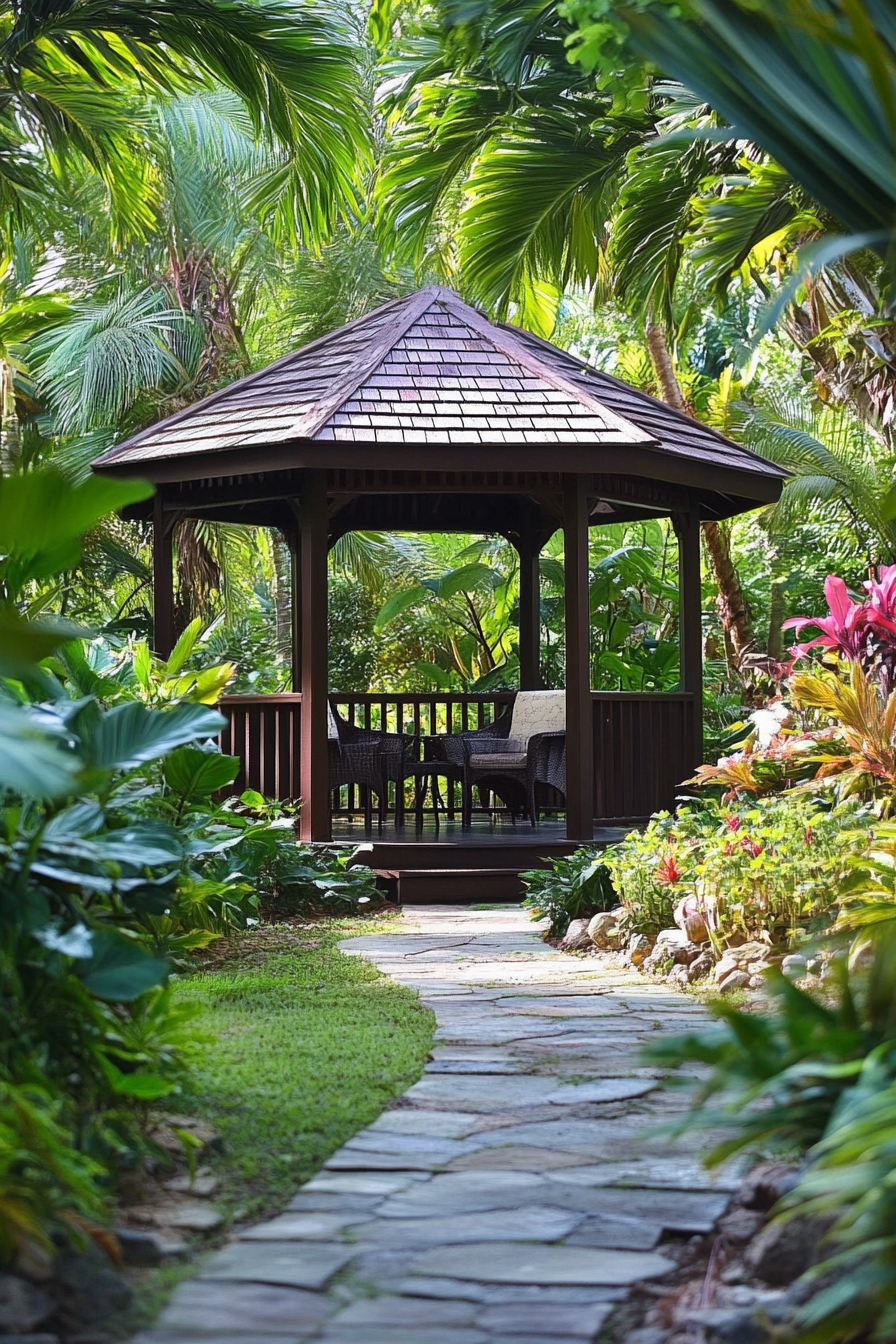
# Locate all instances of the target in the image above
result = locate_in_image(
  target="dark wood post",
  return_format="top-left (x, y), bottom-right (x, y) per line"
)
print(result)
top-left (517, 534), bottom-right (542, 690)
top-left (152, 491), bottom-right (175, 661)
top-left (298, 471), bottom-right (331, 841)
top-left (288, 535), bottom-right (301, 694)
top-left (674, 506), bottom-right (704, 767)
top-left (563, 475), bottom-right (594, 842)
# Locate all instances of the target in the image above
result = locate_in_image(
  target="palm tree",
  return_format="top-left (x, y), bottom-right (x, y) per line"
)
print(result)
top-left (0, 0), bottom-right (368, 235)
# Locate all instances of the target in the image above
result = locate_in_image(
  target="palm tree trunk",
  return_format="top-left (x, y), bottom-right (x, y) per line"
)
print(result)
top-left (645, 320), bottom-right (755, 665)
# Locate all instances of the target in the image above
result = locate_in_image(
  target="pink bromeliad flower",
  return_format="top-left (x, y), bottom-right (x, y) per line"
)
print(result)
top-left (783, 575), bottom-right (869, 661)
top-left (864, 564), bottom-right (896, 638)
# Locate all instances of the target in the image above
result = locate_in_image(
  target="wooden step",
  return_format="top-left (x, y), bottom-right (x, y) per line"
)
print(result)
top-left (396, 868), bottom-right (526, 904)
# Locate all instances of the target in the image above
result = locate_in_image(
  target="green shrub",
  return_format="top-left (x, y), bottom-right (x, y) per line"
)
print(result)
top-left (522, 848), bottom-right (617, 937)
top-left (604, 795), bottom-right (870, 949)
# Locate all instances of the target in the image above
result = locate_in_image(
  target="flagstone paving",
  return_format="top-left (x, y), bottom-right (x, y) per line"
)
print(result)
top-left (135, 905), bottom-right (736, 1344)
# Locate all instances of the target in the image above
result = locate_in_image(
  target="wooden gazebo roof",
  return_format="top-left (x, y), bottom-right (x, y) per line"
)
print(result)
top-left (94, 287), bottom-right (786, 522)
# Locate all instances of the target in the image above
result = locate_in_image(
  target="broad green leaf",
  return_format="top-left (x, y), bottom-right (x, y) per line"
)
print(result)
top-left (164, 747), bottom-right (240, 799)
top-left (80, 929), bottom-right (167, 1001)
top-left (0, 469), bottom-right (152, 563)
top-left (374, 586), bottom-right (428, 630)
top-left (164, 617), bottom-right (204, 676)
top-left (0, 704), bottom-right (79, 798)
top-left (425, 564), bottom-right (501, 599)
top-left (0, 605), bottom-right (90, 680)
top-left (88, 703), bottom-right (226, 772)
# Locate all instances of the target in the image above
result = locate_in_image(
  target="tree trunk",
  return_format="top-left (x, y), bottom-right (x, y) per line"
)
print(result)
top-left (645, 320), bottom-right (755, 666)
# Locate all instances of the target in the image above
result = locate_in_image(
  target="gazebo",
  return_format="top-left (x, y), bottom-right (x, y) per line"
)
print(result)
top-left (94, 287), bottom-right (785, 886)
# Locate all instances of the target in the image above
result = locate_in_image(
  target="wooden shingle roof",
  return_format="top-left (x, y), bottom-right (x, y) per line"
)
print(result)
top-left (93, 287), bottom-right (785, 503)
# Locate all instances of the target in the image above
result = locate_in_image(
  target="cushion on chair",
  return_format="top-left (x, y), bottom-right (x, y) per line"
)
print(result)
top-left (469, 752), bottom-right (528, 770)
top-left (327, 705), bottom-right (340, 740)
top-left (508, 690), bottom-right (566, 745)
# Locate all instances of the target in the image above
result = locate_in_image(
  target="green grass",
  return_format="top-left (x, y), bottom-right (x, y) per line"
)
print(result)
top-left (171, 917), bottom-right (434, 1220)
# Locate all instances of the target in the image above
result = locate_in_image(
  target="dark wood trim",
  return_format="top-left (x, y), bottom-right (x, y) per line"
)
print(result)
top-left (98, 441), bottom-right (783, 513)
top-left (298, 471), bottom-right (330, 841)
top-left (152, 491), bottom-right (175, 660)
top-left (563, 475), bottom-right (594, 843)
top-left (674, 508), bottom-right (704, 767)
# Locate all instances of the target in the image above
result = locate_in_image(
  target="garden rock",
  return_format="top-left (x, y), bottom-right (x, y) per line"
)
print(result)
top-left (717, 969), bottom-right (751, 993)
top-left (48, 1248), bottom-right (132, 1329)
top-left (687, 952), bottom-right (714, 983)
top-left (560, 919), bottom-right (593, 951)
top-left (739, 1162), bottom-right (801, 1212)
top-left (745, 1216), bottom-right (820, 1285)
top-left (672, 942), bottom-right (702, 966)
top-left (717, 1208), bottom-right (764, 1244)
top-left (695, 1306), bottom-right (773, 1344)
top-left (628, 934), bottom-right (654, 966)
top-left (781, 955), bottom-right (809, 981)
top-left (655, 928), bottom-right (688, 951)
top-left (0, 1275), bottom-right (53, 1333)
top-left (587, 911), bottom-right (624, 950)
top-left (669, 965), bottom-right (691, 989)
top-left (113, 1228), bottom-right (171, 1267)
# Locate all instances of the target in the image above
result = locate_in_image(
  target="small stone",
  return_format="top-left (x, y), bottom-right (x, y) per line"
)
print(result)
top-left (628, 935), bottom-right (654, 967)
top-left (587, 912), bottom-right (624, 950)
top-left (163, 1174), bottom-right (219, 1197)
top-left (717, 969), bottom-right (751, 993)
top-left (717, 1208), bottom-right (764, 1244)
top-left (0, 1275), bottom-right (53, 1333)
top-left (655, 928), bottom-right (688, 949)
top-left (687, 952), bottom-right (714, 983)
top-left (112, 1229), bottom-right (169, 1267)
top-left (781, 955), bottom-right (808, 981)
top-left (739, 1162), bottom-right (801, 1212)
top-left (669, 965), bottom-right (691, 988)
top-left (165, 1202), bottom-right (223, 1231)
top-left (560, 919), bottom-right (593, 951)
top-left (696, 1306), bottom-right (772, 1343)
top-left (672, 942), bottom-right (702, 966)
top-left (684, 912), bottom-right (709, 944)
top-left (745, 1216), bottom-right (820, 1285)
top-left (48, 1249), bottom-right (132, 1328)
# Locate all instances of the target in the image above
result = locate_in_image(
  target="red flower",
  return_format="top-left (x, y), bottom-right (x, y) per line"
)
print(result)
top-left (804, 828), bottom-right (814, 846)
top-left (656, 853), bottom-right (683, 885)
top-left (726, 816), bottom-right (741, 832)
top-left (740, 838), bottom-right (764, 858)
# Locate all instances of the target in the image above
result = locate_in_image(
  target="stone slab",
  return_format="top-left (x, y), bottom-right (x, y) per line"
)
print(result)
top-left (197, 1241), bottom-right (355, 1290)
top-left (329, 1296), bottom-right (476, 1327)
top-left (351, 1204), bottom-right (584, 1248)
top-left (158, 1281), bottom-right (334, 1334)
top-left (315, 1330), bottom-right (488, 1344)
top-left (368, 1110), bottom-right (483, 1138)
top-left (299, 1172), bottom-right (426, 1196)
top-left (407, 1075), bottom-right (560, 1109)
top-left (410, 1241), bottom-right (675, 1286)
top-left (477, 1301), bottom-right (614, 1336)
top-left (545, 1080), bottom-right (657, 1105)
top-left (446, 1146), bottom-right (587, 1172)
top-left (378, 1170), bottom-right (550, 1218)
top-left (240, 1212), bottom-right (367, 1241)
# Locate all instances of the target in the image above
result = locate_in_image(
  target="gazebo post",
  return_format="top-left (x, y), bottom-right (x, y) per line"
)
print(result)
top-left (517, 532), bottom-right (542, 690)
top-left (674, 507), bottom-right (704, 767)
top-left (563, 476), bottom-right (594, 842)
top-left (152, 491), bottom-right (175, 661)
top-left (297, 470), bottom-right (331, 842)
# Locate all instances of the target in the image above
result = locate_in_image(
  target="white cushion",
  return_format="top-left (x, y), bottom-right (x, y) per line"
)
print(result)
top-left (327, 705), bottom-right (340, 740)
top-left (469, 752), bottom-right (527, 770)
top-left (509, 690), bottom-right (566, 744)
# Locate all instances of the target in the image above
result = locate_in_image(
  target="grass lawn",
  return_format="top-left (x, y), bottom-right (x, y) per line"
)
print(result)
top-left (172, 915), bottom-right (434, 1220)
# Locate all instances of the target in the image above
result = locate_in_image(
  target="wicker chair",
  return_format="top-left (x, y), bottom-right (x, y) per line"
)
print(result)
top-left (328, 706), bottom-right (417, 826)
top-left (445, 691), bottom-right (567, 828)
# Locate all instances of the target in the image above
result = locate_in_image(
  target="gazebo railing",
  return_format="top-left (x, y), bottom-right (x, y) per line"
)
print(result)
top-left (217, 689), bottom-right (697, 826)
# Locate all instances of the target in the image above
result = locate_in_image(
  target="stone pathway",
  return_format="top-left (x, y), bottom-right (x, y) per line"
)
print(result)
top-left (136, 906), bottom-right (737, 1344)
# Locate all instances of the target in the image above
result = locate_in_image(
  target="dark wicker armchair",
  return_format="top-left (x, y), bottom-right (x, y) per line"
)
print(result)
top-left (440, 692), bottom-right (566, 828)
top-left (328, 707), bottom-right (417, 826)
